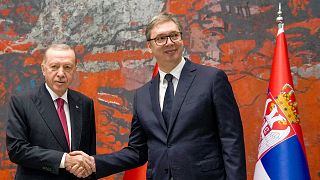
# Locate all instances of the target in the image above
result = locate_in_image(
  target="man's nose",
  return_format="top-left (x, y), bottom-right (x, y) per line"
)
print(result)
top-left (57, 67), bottom-right (65, 77)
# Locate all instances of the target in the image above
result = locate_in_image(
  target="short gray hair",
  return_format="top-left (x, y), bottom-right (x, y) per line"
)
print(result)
top-left (43, 44), bottom-right (74, 64)
top-left (145, 12), bottom-right (182, 40)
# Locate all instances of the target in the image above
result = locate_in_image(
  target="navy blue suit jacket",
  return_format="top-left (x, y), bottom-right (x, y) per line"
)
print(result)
top-left (95, 60), bottom-right (246, 180)
top-left (6, 84), bottom-right (96, 180)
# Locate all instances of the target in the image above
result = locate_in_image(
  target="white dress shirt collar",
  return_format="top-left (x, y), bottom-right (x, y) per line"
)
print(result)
top-left (158, 57), bottom-right (186, 85)
top-left (45, 83), bottom-right (68, 103)
top-left (158, 57), bottom-right (186, 111)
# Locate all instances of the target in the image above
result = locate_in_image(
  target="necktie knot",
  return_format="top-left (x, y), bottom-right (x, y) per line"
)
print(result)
top-left (56, 98), bottom-right (64, 108)
top-left (164, 74), bottom-right (173, 83)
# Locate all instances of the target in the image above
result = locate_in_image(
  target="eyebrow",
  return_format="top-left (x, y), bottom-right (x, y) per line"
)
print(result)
top-left (155, 31), bottom-right (179, 37)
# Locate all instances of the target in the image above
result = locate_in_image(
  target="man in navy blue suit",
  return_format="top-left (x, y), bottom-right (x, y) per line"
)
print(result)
top-left (72, 12), bottom-right (246, 180)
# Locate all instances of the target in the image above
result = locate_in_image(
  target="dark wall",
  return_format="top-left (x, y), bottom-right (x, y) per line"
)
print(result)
top-left (0, 0), bottom-right (319, 179)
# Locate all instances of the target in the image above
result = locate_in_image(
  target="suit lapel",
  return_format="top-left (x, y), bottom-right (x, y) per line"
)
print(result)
top-left (68, 90), bottom-right (82, 151)
top-left (34, 84), bottom-right (69, 152)
top-left (149, 74), bottom-right (168, 133)
top-left (168, 60), bottom-right (197, 135)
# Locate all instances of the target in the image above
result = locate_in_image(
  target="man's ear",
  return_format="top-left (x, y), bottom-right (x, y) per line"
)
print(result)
top-left (41, 63), bottom-right (46, 76)
top-left (146, 42), bottom-right (152, 53)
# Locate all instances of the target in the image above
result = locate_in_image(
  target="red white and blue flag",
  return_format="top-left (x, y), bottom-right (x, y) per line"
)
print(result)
top-left (253, 26), bottom-right (310, 180)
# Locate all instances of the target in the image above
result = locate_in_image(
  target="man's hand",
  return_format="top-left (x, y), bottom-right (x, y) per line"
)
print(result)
top-left (65, 151), bottom-right (95, 178)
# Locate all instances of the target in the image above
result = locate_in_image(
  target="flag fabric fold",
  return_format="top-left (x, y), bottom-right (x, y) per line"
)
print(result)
top-left (253, 26), bottom-right (310, 180)
top-left (123, 63), bottom-right (158, 180)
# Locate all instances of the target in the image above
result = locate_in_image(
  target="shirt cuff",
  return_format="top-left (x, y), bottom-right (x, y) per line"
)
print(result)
top-left (59, 153), bottom-right (67, 168)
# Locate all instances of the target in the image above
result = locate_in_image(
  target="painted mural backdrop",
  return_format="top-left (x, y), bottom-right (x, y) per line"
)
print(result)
top-left (0, 0), bottom-right (319, 179)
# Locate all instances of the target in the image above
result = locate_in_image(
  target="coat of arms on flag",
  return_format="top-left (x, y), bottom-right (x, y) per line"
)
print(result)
top-left (258, 84), bottom-right (298, 158)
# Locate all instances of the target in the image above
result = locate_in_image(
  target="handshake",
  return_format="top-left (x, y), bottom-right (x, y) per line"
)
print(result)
top-left (65, 151), bottom-right (96, 178)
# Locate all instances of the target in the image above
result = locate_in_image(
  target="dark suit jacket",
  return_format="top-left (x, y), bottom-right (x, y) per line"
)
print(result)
top-left (94, 60), bottom-right (246, 180)
top-left (6, 84), bottom-right (96, 180)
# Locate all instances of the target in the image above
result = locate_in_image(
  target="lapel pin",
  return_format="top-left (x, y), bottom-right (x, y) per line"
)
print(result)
top-left (76, 105), bottom-right (79, 109)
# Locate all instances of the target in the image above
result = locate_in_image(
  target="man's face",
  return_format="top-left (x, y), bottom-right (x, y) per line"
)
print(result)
top-left (148, 20), bottom-right (184, 67)
top-left (41, 48), bottom-right (76, 96)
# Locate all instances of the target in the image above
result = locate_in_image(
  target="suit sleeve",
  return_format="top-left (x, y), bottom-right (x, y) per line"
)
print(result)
top-left (6, 95), bottom-right (64, 175)
top-left (89, 98), bottom-right (97, 156)
top-left (94, 91), bottom-right (148, 179)
top-left (212, 70), bottom-right (247, 180)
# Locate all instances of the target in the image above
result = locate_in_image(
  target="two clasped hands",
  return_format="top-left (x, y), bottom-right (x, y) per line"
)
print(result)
top-left (65, 151), bottom-right (95, 178)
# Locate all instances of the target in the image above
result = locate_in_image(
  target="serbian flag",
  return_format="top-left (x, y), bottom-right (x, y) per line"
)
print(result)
top-left (123, 63), bottom-right (158, 180)
top-left (253, 25), bottom-right (310, 179)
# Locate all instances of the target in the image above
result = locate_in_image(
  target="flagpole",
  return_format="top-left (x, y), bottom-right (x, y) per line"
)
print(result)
top-left (276, 3), bottom-right (283, 29)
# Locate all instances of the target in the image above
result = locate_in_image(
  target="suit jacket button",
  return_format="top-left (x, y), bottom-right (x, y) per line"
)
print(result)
top-left (167, 144), bottom-right (171, 148)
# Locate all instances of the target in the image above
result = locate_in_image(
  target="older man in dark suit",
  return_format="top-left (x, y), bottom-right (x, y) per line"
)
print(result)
top-left (6, 44), bottom-right (96, 179)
